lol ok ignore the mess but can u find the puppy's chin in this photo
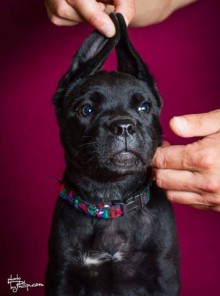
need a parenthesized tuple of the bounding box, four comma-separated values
(105, 165, 148, 176)
(101, 151, 150, 175)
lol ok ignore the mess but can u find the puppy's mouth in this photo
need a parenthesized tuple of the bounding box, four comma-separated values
(108, 150, 145, 168)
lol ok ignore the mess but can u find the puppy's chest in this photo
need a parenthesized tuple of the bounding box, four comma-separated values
(71, 216, 151, 275)
(78, 222, 130, 264)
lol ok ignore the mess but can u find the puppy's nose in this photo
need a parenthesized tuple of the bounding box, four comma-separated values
(109, 119, 136, 137)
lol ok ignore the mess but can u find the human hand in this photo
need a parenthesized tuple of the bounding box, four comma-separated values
(152, 110, 220, 211)
(44, 0, 135, 37)
(45, 0, 198, 36)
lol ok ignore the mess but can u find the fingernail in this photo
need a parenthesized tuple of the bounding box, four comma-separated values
(102, 23, 116, 37)
(172, 117, 189, 134)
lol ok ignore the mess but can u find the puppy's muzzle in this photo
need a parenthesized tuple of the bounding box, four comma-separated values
(105, 118, 144, 168)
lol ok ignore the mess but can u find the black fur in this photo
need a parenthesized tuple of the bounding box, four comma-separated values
(46, 14, 180, 296)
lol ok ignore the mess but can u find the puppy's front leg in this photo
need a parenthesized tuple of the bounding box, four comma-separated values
(45, 261, 71, 296)
(155, 218, 180, 294)
(46, 260, 85, 296)
(156, 249, 180, 295)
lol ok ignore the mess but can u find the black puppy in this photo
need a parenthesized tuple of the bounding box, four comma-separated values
(46, 14, 180, 296)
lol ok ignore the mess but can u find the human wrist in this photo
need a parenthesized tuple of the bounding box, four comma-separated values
(130, 0, 173, 27)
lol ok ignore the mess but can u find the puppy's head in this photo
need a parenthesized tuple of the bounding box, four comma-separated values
(53, 14, 162, 179)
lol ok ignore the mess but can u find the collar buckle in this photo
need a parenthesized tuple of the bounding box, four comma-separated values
(125, 193, 144, 213)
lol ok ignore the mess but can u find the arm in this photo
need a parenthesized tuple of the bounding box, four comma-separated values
(131, 0, 198, 26)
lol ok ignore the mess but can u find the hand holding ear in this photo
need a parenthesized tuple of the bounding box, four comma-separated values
(45, 0, 198, 36)
(45, 0, 135, 37)
(152, 110, 220, 211)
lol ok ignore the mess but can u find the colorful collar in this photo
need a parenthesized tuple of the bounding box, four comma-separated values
(59, 184, 151, 219)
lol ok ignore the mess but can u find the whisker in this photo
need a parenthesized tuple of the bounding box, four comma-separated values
(77, 141, 98, 149)
(85, 155, 97, 165)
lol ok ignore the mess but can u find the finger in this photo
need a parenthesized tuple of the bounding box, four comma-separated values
(152, 133, 220, 171)
(46, 9, 81, 26)
(170, 109, 220, 138)
(67, 0, 116, 37)
(152, 144, 199, 170)
(45, 0, 83, 25)
(166, 190, 205, 205)
(192, 204, 220, 212)
(113, 0, 136, 25)
(151, 141, 170, 174)
(97, 0, 135, 24)
(166, 190, 220, 212)
(155, 169, 220, 194)
(103, 4, 115, 15)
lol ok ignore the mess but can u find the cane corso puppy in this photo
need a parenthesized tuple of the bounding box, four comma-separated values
(46, 13, 180, 296)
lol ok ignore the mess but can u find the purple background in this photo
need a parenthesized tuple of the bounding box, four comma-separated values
(0, 0, 220, 295)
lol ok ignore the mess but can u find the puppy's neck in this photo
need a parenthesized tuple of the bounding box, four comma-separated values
(63, 167, 152, 203)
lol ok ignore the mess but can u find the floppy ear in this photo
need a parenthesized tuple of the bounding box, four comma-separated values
(53, 14, 120, 109)
(115, 13, 161, 107)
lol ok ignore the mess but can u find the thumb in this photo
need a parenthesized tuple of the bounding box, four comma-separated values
(170, 109, 220, 138)
(67, 0, 116, 37)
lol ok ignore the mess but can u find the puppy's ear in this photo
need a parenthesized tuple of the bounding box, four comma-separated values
(115, 13, 161, 107)
(53, 14, 120, 109)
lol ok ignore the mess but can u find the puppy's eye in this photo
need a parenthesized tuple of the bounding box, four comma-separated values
(138, 102, 151, 113)
(78, 104, 94, 117)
